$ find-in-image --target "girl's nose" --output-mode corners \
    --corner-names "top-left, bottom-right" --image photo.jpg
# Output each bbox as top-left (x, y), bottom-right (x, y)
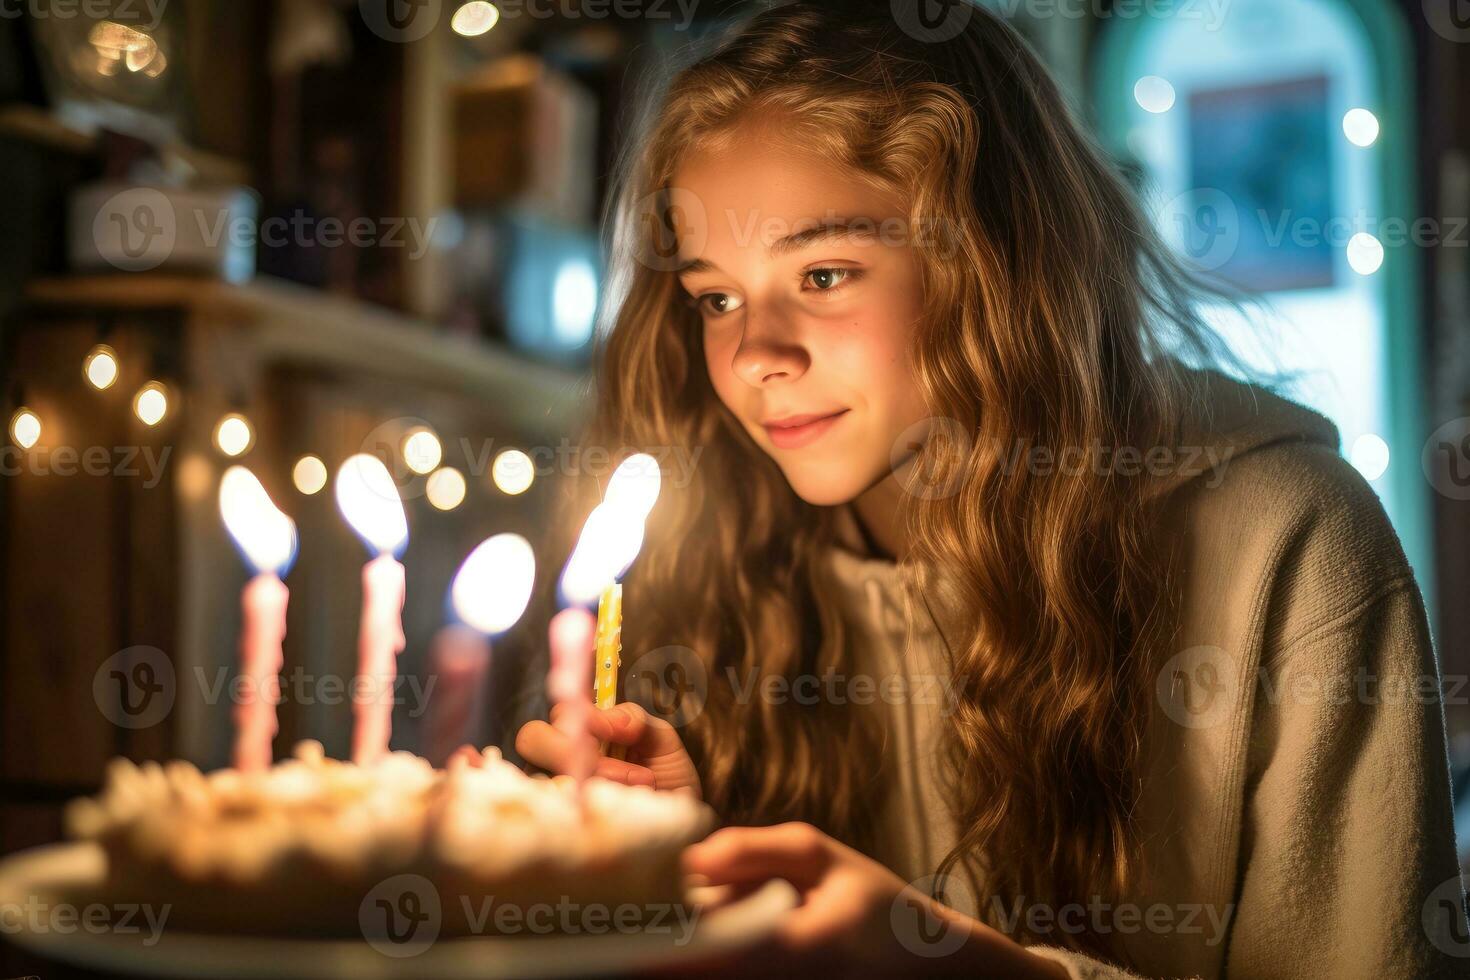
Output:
top-left (730, 311), bottom-right (810, 387)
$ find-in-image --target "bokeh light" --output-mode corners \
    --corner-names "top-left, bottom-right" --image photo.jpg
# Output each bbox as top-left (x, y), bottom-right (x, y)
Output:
top-left (293, 455), bottom-right (329, 495)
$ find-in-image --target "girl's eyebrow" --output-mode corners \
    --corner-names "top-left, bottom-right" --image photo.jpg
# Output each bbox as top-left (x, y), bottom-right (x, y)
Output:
top-left (677, 216), bottom-right (885, 276)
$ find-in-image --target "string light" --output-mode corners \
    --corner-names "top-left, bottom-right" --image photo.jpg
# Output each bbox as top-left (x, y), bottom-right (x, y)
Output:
top-left (1133, 75), bottom-right (1175, 114)
top-left (9, 408), bottom-right (40, 449)
top-left (7, 334), bottom-right (559, 513)
top-left (452, 1), bottom-right (500, 36)
top-left (293, 455), bottom-right (328, 495)
top-left (492, 448), bottom-right (535, 495)
top-left (1342, 108), bottom-right (1380, 147)
top-left (84, 345), bottom-right (120, 390)
top-left (133, 382), bottom-right (168, 426)
top-left (1347, 233), bottom-right (1384, 275)
top-left (215, 413), bottom-right (254, 457)
top-left (402, 426), bottom-right (442, 475)
top-left (427, 467), bottom-right (467, 511)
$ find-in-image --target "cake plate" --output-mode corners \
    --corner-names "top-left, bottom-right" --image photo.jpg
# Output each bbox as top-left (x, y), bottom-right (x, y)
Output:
top-left (0, 842), bottom-right (799, 978)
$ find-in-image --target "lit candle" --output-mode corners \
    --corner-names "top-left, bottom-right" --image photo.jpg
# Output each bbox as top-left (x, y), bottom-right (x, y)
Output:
top-left (335, 454), bottom-right (410, 767)
top-left (557, 454), bottom-right (661, 767)
top-left (426, 534), bottom-right (537, 765)
top-left (422, 624), bottom-right (490, 767)
top-left (219, 466), bottom-right (298, 772)
top-left (594, 583), bottom-right (622, 711)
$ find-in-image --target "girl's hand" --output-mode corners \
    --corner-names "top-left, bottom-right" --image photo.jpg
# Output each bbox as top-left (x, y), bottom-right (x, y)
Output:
top-left (512, 701), bottom-right (703, 799)
top-left (679, 823), bottom-right (1069, 980)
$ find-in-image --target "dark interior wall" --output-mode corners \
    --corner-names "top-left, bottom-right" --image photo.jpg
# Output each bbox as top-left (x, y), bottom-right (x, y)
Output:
top-left (1415, 0), bottom-right (1470, 752)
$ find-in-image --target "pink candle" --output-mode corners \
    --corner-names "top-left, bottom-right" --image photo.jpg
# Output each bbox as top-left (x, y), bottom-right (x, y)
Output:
top-left (423, 624), bottom-right (491, 767)
top-left (219, 466), bottom-right (297, 774)
top-left (334, 454), bottom-right (411, 768)
top-left (352, 552), bottom-right (406, 766)
top-left (548, 607), bottom-right (597, 785)
top-left (234, 574), bottom-right (288, 771)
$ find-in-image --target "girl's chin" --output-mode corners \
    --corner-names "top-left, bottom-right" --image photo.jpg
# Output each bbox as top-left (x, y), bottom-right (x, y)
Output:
top-left (777, 467), bottom-right (875, 508)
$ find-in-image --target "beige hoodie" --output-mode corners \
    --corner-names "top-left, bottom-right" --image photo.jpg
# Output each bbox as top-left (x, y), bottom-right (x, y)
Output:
top-left (824, 371), bottom-right (1468, 978)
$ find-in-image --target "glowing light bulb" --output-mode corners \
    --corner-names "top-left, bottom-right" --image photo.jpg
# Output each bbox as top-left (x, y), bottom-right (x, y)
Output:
top-left (1347, 233), bottom-right (1384, 275)
top-left (84, 345), bottom-right (119, 390)
top-left (133, 382), bottom-right (167, 426)
top-left (402, 427), bottom-right (442, 475)
top-left (492, 449), bottom-right (535, 495)
top-left (293, 455), bottom-right (328, 495)
top-left (215, 414), bottom-right (253, 457)
top-left (1342, 108), bottom-right (1379, 147)
top-left (452, 1), bottom-right (500, 36)
top-left (1134, 76), bottom-right (1175, 114)
top-left (1350, 433), bottom-right (1390, 480)
top-left (9, 408), bottom-right (40, 449)
top-left (426, 467), bottom-right (467, 511)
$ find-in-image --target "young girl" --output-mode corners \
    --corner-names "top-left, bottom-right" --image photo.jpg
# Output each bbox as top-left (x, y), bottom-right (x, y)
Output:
top-left (509, 2), bottom-right (1467, 976)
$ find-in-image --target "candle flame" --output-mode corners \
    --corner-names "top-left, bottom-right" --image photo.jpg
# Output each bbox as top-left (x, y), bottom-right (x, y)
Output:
top-left (559, 501), bottom-right (646, 606)
top-left (335, 454), bottom-right (410, 556)
top-left (451, 533), bottom-right (536, 635)
top-left (604, 452), bottom-right (661, 520)
top-left (220, 466), bottom-right (298, 575)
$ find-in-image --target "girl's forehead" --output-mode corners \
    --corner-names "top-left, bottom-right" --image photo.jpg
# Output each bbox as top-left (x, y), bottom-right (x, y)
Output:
top-left (671, 143), bottom-right (908, 261)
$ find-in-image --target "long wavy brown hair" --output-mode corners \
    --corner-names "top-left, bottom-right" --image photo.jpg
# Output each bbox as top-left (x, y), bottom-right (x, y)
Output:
top-left (563, 0), bottom-right (1237, 961)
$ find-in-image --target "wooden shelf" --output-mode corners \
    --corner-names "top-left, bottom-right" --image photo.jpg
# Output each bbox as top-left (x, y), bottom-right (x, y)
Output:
top-left (0, 104), bottom-right (251, 185)
top-left (25, 274), bottom-right (589, 437)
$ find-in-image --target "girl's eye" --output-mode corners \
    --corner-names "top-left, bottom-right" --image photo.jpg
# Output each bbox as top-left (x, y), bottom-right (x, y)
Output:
top-left (694, 292), bottom-right (744, 317)
top-left (802, 267), bottom-right (862, 293)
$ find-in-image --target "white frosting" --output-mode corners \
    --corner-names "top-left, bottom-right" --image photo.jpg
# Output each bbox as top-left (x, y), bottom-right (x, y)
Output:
top-left (66, 741), bottom-right (711, 885)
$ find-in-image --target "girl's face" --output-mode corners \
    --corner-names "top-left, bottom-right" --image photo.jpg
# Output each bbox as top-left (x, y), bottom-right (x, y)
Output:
top-left (673, 129), bottom-right (931, 507)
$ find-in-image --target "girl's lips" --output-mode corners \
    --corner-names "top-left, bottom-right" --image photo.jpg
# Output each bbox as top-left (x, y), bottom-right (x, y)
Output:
top-left (762, 409), bottom-right (850, 449)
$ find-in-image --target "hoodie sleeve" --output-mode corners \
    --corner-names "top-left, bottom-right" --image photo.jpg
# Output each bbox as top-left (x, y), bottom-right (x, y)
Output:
top-left (1022, 575), bottom-right (1466, 980)
top-left (1218, 576), bottom-right (1467, 978)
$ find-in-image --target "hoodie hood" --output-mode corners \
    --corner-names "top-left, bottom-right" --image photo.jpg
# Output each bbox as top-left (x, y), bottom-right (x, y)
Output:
top-left (1144, 368), bottom-right (1342, 502)
top-left (826, 368), bottom-right (1343, 648)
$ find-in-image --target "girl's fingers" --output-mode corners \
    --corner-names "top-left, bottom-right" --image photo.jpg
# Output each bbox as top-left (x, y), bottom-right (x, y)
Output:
top-left (594, 757), bottom-right (656, 786)
top-left (682, 823), bottom-right (832, 890)
top-left (549, 702), bottom-right (645, 744)
top-left (515, 719), bottom-right (570, 771)
top-left (598, 702), bottom-right (688, 758)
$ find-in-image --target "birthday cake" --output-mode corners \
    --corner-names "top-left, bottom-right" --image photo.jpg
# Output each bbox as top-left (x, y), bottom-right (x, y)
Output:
top-left (64, 740), bottom-right (713, 937)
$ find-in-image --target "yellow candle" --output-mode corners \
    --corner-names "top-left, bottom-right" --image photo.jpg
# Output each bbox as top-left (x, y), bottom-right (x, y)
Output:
top-left (594, 583), bottom-right (622, 710)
